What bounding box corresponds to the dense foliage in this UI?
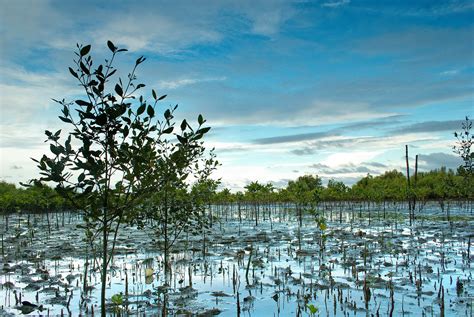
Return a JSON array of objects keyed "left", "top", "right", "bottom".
[
  {"left": 2, "top": 166, "right": 472, "bottom": 215},
  {"left": 211, "top": 168, "right": 472, "bottom": 206}
]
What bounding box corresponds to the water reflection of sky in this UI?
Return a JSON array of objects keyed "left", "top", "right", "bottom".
[{"left": 0, "top": 206, "right": 472, "bottom": 316}]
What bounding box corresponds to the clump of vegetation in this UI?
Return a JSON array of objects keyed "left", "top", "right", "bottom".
[
  {"left": 453, "top": 116, "right": 473, "bottom": 175},
  {"left": 26, "top": 41, "right": 215, "bottom": 316},
  {"left": 453, "top": 116, "right": 473, "bottom": 201}
]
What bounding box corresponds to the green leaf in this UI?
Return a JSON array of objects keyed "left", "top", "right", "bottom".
[
  {"left": 198, "top": 114, "right": 204, "bottom": 125},
  {"left": 158, "top": 94, "right": 167, "bottom": 101},
  {"left": 163, "top": 127, "right": 174, "bottom": 134},
  {"left": 137, "top": 104, "right": 146, "bottom": 116},
  {"left": 181, "top": 119, "right": 187, "bottom": 131},
  {"left": 115, "top": 84, "right": 123, "bottom": 96},
  {"left": 147, "top": 105, "right": 154, "bottom": 118},
  {"left": 136, "top": 56, "right": 145, "bottom": 65},
  {"left": 96, "top": 113, "right": 107, "bottom": 126},
  {"left": 69, "top": 67, "right": 78, "bottom": 78},
  {"left": 80, "top": 62, "right": 90, "bottom": 75},
  {"left": 319, "top": 222, "right": 327, "bottom": 231},
  {"left": 111, "top": 293, "right": 123, "bottom": 305},
  {"left": 197, "top": 127, "right": 211, "bottom": 134},
  {"left": 75, "top": 100, "right": 92, "bottom": 107},
  {"left": 78, "top": 173, "right": 85, "bottom": 182},
  {"left": 164, "top": 109, "right": 171, "bottom": 120},
  {"left": 152, "top": 89, "right": 157, "bottom": 100},
  {"left": 177, "top": 135, "right": 187, "bottom": 144},
  {"left": 107, "top": 69, "right": 117, "bottom": 78},
  {"left": 65, "top": 135, "right": 72, "bottom": 153},
  {"left": 80, "top": 45, "right": 91, "bottom": 56},
  {"left": 50, "top": 144, "right": 61, "bottom": 156},
  {"left": 307, "top": 304, "right": 318, "bottom": 314},
  {"left": 59, "top": 116, "right": 72, "bottom": 124},
  {"left": 107, "top": 40, "right": 116, "bottom": 52}
]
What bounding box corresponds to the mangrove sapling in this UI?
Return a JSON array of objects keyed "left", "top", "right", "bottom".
[
  {"left": 132, "top": 121, "right": 217, "bottom": 316},
  {"left": 191, "top": 178, "right": 219, "bottom": 257},
  {"left": 29, "top": 41, "right": 212, "bottom": 317},
  {"left": 244, "top": 181, "right": 265, "bottom": 227},
  {"left": 453, "top": 116, "right": 473, "bottom": 176}
]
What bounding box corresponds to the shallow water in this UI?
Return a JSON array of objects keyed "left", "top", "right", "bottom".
[{"left": 0, "top": 203, "right": 473, "bottom": 316}]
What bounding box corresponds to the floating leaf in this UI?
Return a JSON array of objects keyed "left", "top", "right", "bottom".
[
  {"left": 111, "top": 293, "right": 123, "bottom": 305},
  {"left": 307, "top": 304, "right": 318, "bottom": 314}
]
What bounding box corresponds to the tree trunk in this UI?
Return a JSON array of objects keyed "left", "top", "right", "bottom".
[{"left": 101, "top": 217, "right": 108, "bottom": 317}]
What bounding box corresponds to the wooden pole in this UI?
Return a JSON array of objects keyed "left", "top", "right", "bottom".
[{"left": 405, "top": 145, "right": 412, "bottom": 225}]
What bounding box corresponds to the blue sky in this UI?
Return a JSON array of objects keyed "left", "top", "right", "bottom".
[{"left": 0, "top": 0, "right": 473, "bottom": 190}]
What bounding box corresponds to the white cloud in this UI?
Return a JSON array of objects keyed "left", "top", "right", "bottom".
[
  {"left": 322, "top": 150, "right": 381, "bottom": 167},
  {"left": 158, "top": 76, "right": 226, "bottom": 90},
  {"left": 214, "top": 164, "right": 294, "bottom": 192},
  {"left": 322, "top": 0, "right": 350, "bottom": 8},
  {"left": 93, "top": 11, "right": 223, "bottom": 54},
  {"left": 0, "top": 66, "right": 79, "bottom": 123},
  {"left": 440, "top": 69, "right": 459, "bottom": 76}
]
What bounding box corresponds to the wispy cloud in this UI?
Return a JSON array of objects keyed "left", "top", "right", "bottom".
[
  {"left": 158, "top": 76, "right": 226, "bottom": 90},
  {"left": 440, "top": 69, "right": 460, "bottom": 76},
  {"left": 350, "top": 1, "right": 474, "bottom": 17},
  {"left": 321, "top": 0, "right": 350, "bottom": 8},
  {"left": 390, "top": 120, "right": 462, "bottom": 135},
  {"left": 290, "top": 134, "right": 439, "bottom": 156},
  {"left": 0, "top": 66, "right": 79, "bottom": 123},
  {"left": 310, "top": 162, "right": 378, "bottom": 175},
  {"left": 253, "top": 131, "right": 334, "bottom": 145}
]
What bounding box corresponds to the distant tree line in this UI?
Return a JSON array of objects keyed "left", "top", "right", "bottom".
[
  {"left": 210, "top": 167, "right": 473, "bottom": 206},
  {"left": 2, "top": 166, "right": 470, "bottom": 215}
]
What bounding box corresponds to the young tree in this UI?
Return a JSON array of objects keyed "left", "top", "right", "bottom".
[
  {"left": 453, "top": 116, "right": 473, "bottom": 174},
  {"left": 453, "top": 116, "right": 473, "bottom": 201},
  {"left": 140, "top": 147, "right": 218, "bottom": 281},
  {"left": 244, "top": 181, "right": 267, "bottom": 226},
  {"left": 30, "top": 41, "right": 213, "bottom": 316},
  {"left": 286, "top": 175, "right": 323, "bottom": 226}
]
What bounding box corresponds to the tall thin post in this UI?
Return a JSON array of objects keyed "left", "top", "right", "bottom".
[
  {"left": 413, "top": 155, "right": 418, "bottom": 221},
  {"left": 405, "top": 145, "right": 412, "bottom": 225}
]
